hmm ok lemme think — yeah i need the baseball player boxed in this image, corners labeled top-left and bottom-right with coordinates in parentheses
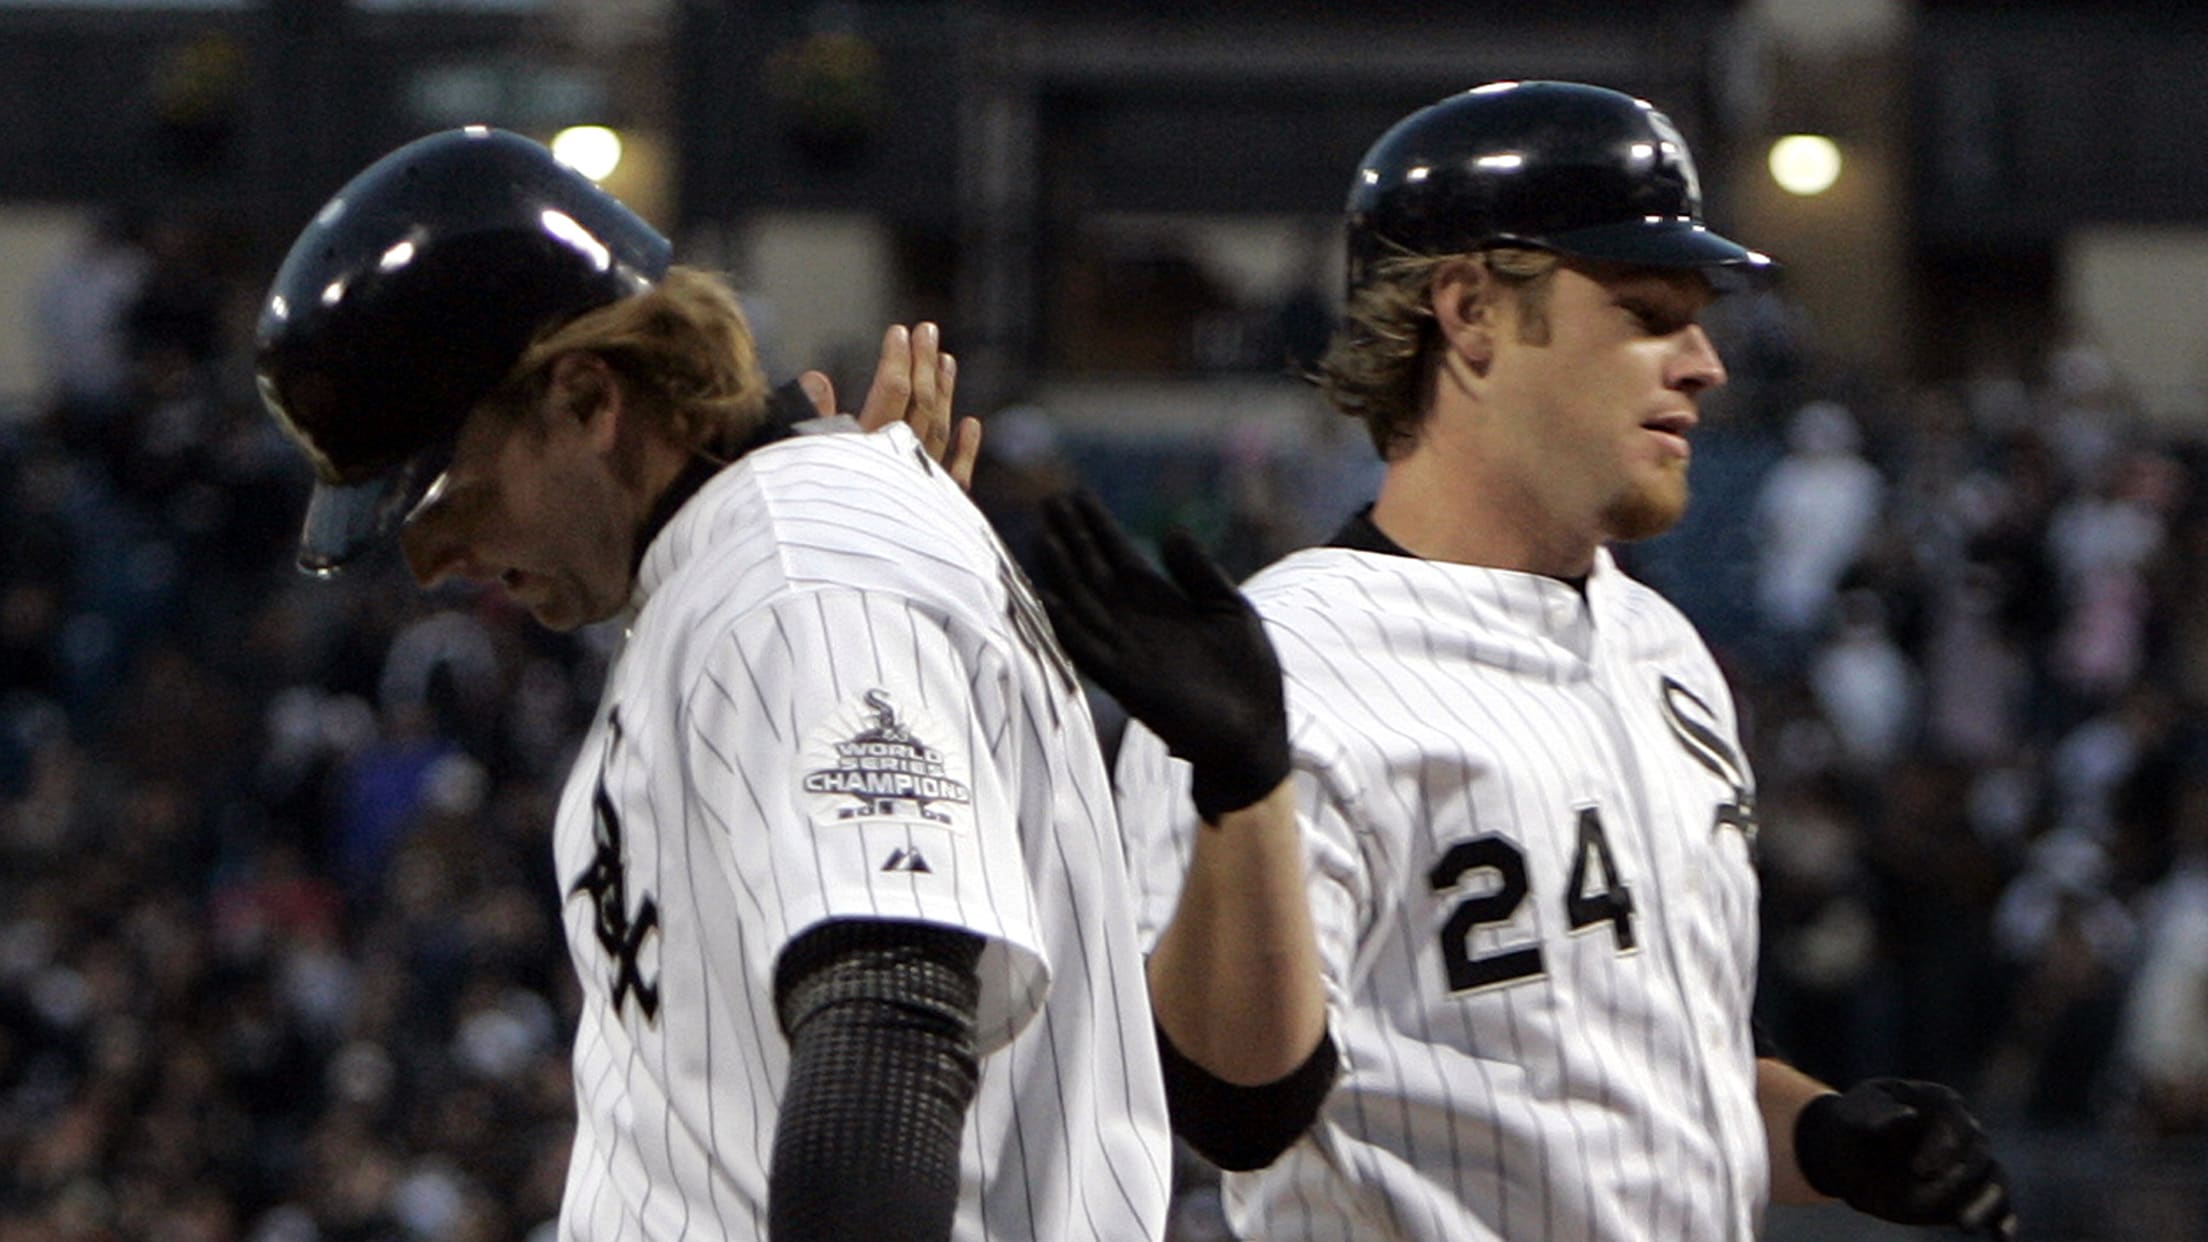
top-left (254, 128), bottom-right (1170, 1241)
top-left (1035, 82), bottom-right (2016, 1241)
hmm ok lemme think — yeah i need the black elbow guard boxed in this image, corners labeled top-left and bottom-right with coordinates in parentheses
top-left (1156, 1022), bottom-right (1338, 1171)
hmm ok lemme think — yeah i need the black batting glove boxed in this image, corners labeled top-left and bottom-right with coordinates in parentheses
top-left (1795, 1078), bottom-right (2017, 1240)
top-left (1034, 491), bottom-right (1291, 823)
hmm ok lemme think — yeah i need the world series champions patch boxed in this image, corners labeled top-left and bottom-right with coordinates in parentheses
top-left (801, 688), bottom-right (975, 833)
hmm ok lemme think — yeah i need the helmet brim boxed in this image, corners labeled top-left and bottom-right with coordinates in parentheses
top-left (1536, 218), bottom-right (1779, 286)
top-left (296, 433), bottom-right (456, 576)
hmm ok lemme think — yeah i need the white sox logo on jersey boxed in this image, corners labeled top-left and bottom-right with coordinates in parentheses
top-left (1658, 676), bottom-right (1758, 848)
top-left (803, 689), bottom-right (974, 830)
top-left (570, 709), bottom-right (662, 1022)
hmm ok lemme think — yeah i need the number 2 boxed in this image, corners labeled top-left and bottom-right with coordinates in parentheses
top-left (1429, 809), bottom-right (1638, 995)
top-left (1428, 837), bottom-right (1544, 990)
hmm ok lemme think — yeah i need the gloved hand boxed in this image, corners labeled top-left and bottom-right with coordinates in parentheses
top-left (1034, 491), bottom-right (1290, 823)
top-left (1795, 1078), bottom-right (2017, 1240)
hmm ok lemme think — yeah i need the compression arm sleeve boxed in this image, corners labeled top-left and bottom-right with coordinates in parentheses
top-left (769, 919), bottom-right (986, 1242)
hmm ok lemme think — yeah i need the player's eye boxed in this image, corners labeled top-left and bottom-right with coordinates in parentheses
top-left (1617, 299), bottom-right (1686, 336)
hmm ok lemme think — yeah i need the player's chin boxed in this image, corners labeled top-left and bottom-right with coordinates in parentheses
top-left (538, 597), bottom-right (626, 632)
top-left (1603, 479), bottom-right (1689, 542)
top-left (529, 605), bottom-right (585, 632)
top-left (516, 586), bottom-right (595, 632)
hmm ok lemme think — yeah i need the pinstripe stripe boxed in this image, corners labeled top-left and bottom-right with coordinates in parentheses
top-left (1304, 597), bottom-right (1552, 1242)
top-left (1290, 609), bottom-right (1448, 1242)
top-left (1017, 694), bottom-right (1147, 1232)
top-left (575, 1007), bottom-right (618, 1231)
top-left (1342, 574), bottom-right (1490, 1225)
top-left (1390, 575), bottom-right (1519, 1224)
top-left (607, 715), bottom-right (651, 1241)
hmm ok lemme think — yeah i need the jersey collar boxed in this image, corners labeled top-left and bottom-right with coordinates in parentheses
top-left (1326, 503), bottom-right (1592, 599)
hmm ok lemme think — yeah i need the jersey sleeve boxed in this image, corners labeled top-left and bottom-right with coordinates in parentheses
top-left (1109, 721), bottom-right (1196, 956)
top-left (684, 586), bottom-right (1049, 1054)
top-left (1282, 712), bottom-right (1370, 1024)
top-left (1112, 712), bottom-right (1368, 1017)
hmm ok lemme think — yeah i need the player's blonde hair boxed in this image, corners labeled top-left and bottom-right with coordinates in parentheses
top-left (485, 265), bottom-right (771, 457)
top-left (1314, 246), bottom-right (1560, 460)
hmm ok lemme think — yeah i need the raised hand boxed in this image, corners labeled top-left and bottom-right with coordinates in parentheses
top-left (1034, 491), bottom-right (1289, 823)
top-left (807, 322), bottom-right (982, 490)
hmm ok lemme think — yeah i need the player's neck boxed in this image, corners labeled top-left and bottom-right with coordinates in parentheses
top-left (1372, 442), bottom-right (1599, 578)
top-left (626, 433), bottom-right (720, 574)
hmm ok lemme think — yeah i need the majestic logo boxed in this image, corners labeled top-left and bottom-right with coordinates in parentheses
top-left (882, 846), bottom-right (934, 873)
top-left (1658, 677), bottom-right (1757, 847)
top-left (803, 690), bottom-right (973, 826)
top-left (569, 710), bottom-right (661, 1022)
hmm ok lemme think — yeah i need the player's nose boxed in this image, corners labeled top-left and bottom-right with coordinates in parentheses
top-left (400, 511), bottom-right (487, 589)
top-left (1670, 323), bottom-right (1728, 397)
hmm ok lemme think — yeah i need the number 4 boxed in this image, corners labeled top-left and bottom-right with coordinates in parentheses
top-left (1565, 808), bottom-right (1636, 951)
top-left (1429, 809), bottom-right (1638, 995)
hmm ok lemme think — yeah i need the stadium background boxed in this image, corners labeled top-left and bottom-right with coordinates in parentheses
top-left (1, 1), bottom-right (2206, 1238)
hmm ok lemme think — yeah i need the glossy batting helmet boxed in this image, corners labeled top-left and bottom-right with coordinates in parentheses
top-left (1343, 80), bottom-right (1774, 295)
top-left (256, 126), bottom-right (671, 575)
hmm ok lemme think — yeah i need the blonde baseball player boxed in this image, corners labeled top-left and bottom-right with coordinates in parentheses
top-left (1037, 82), bottom-right (2015, 1242)
top-left (255, 128), bottom-right (1169, 1242)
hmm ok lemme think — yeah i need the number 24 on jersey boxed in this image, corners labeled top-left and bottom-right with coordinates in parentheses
top-left (1428, 808), bottom-right (1637, 994)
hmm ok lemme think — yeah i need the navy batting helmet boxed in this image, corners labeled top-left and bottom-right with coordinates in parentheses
top-left (1344, 80), bottom-right (1774, 295)
top-left (255, 127), bottom-right (671, 575)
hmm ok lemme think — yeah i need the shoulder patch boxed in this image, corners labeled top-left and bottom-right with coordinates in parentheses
top-left (801, 688), bottom-right (974, 833)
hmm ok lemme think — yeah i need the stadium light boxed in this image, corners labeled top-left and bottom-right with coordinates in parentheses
top-left (551, 125), bottom-right (623, 182)
top-left (1768, 134), bottom-right (1842, 196)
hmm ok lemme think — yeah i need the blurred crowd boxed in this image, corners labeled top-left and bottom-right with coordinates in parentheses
top-left (1697, 338), bottom-right (2208, 1146)
top-left (6, 215), bottom-right (2208, 1241)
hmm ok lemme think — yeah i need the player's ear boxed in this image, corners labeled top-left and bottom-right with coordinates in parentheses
top-left (1430, 258), bottom-right (1497, 376)
top-left (546, 351), bottom-right (623, 448)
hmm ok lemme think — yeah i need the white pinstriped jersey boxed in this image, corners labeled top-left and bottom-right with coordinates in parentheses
top-left (554, 422), bottom-right (1171, 1241)
top-left (1117, 545), bottom-right (1766, 1242)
